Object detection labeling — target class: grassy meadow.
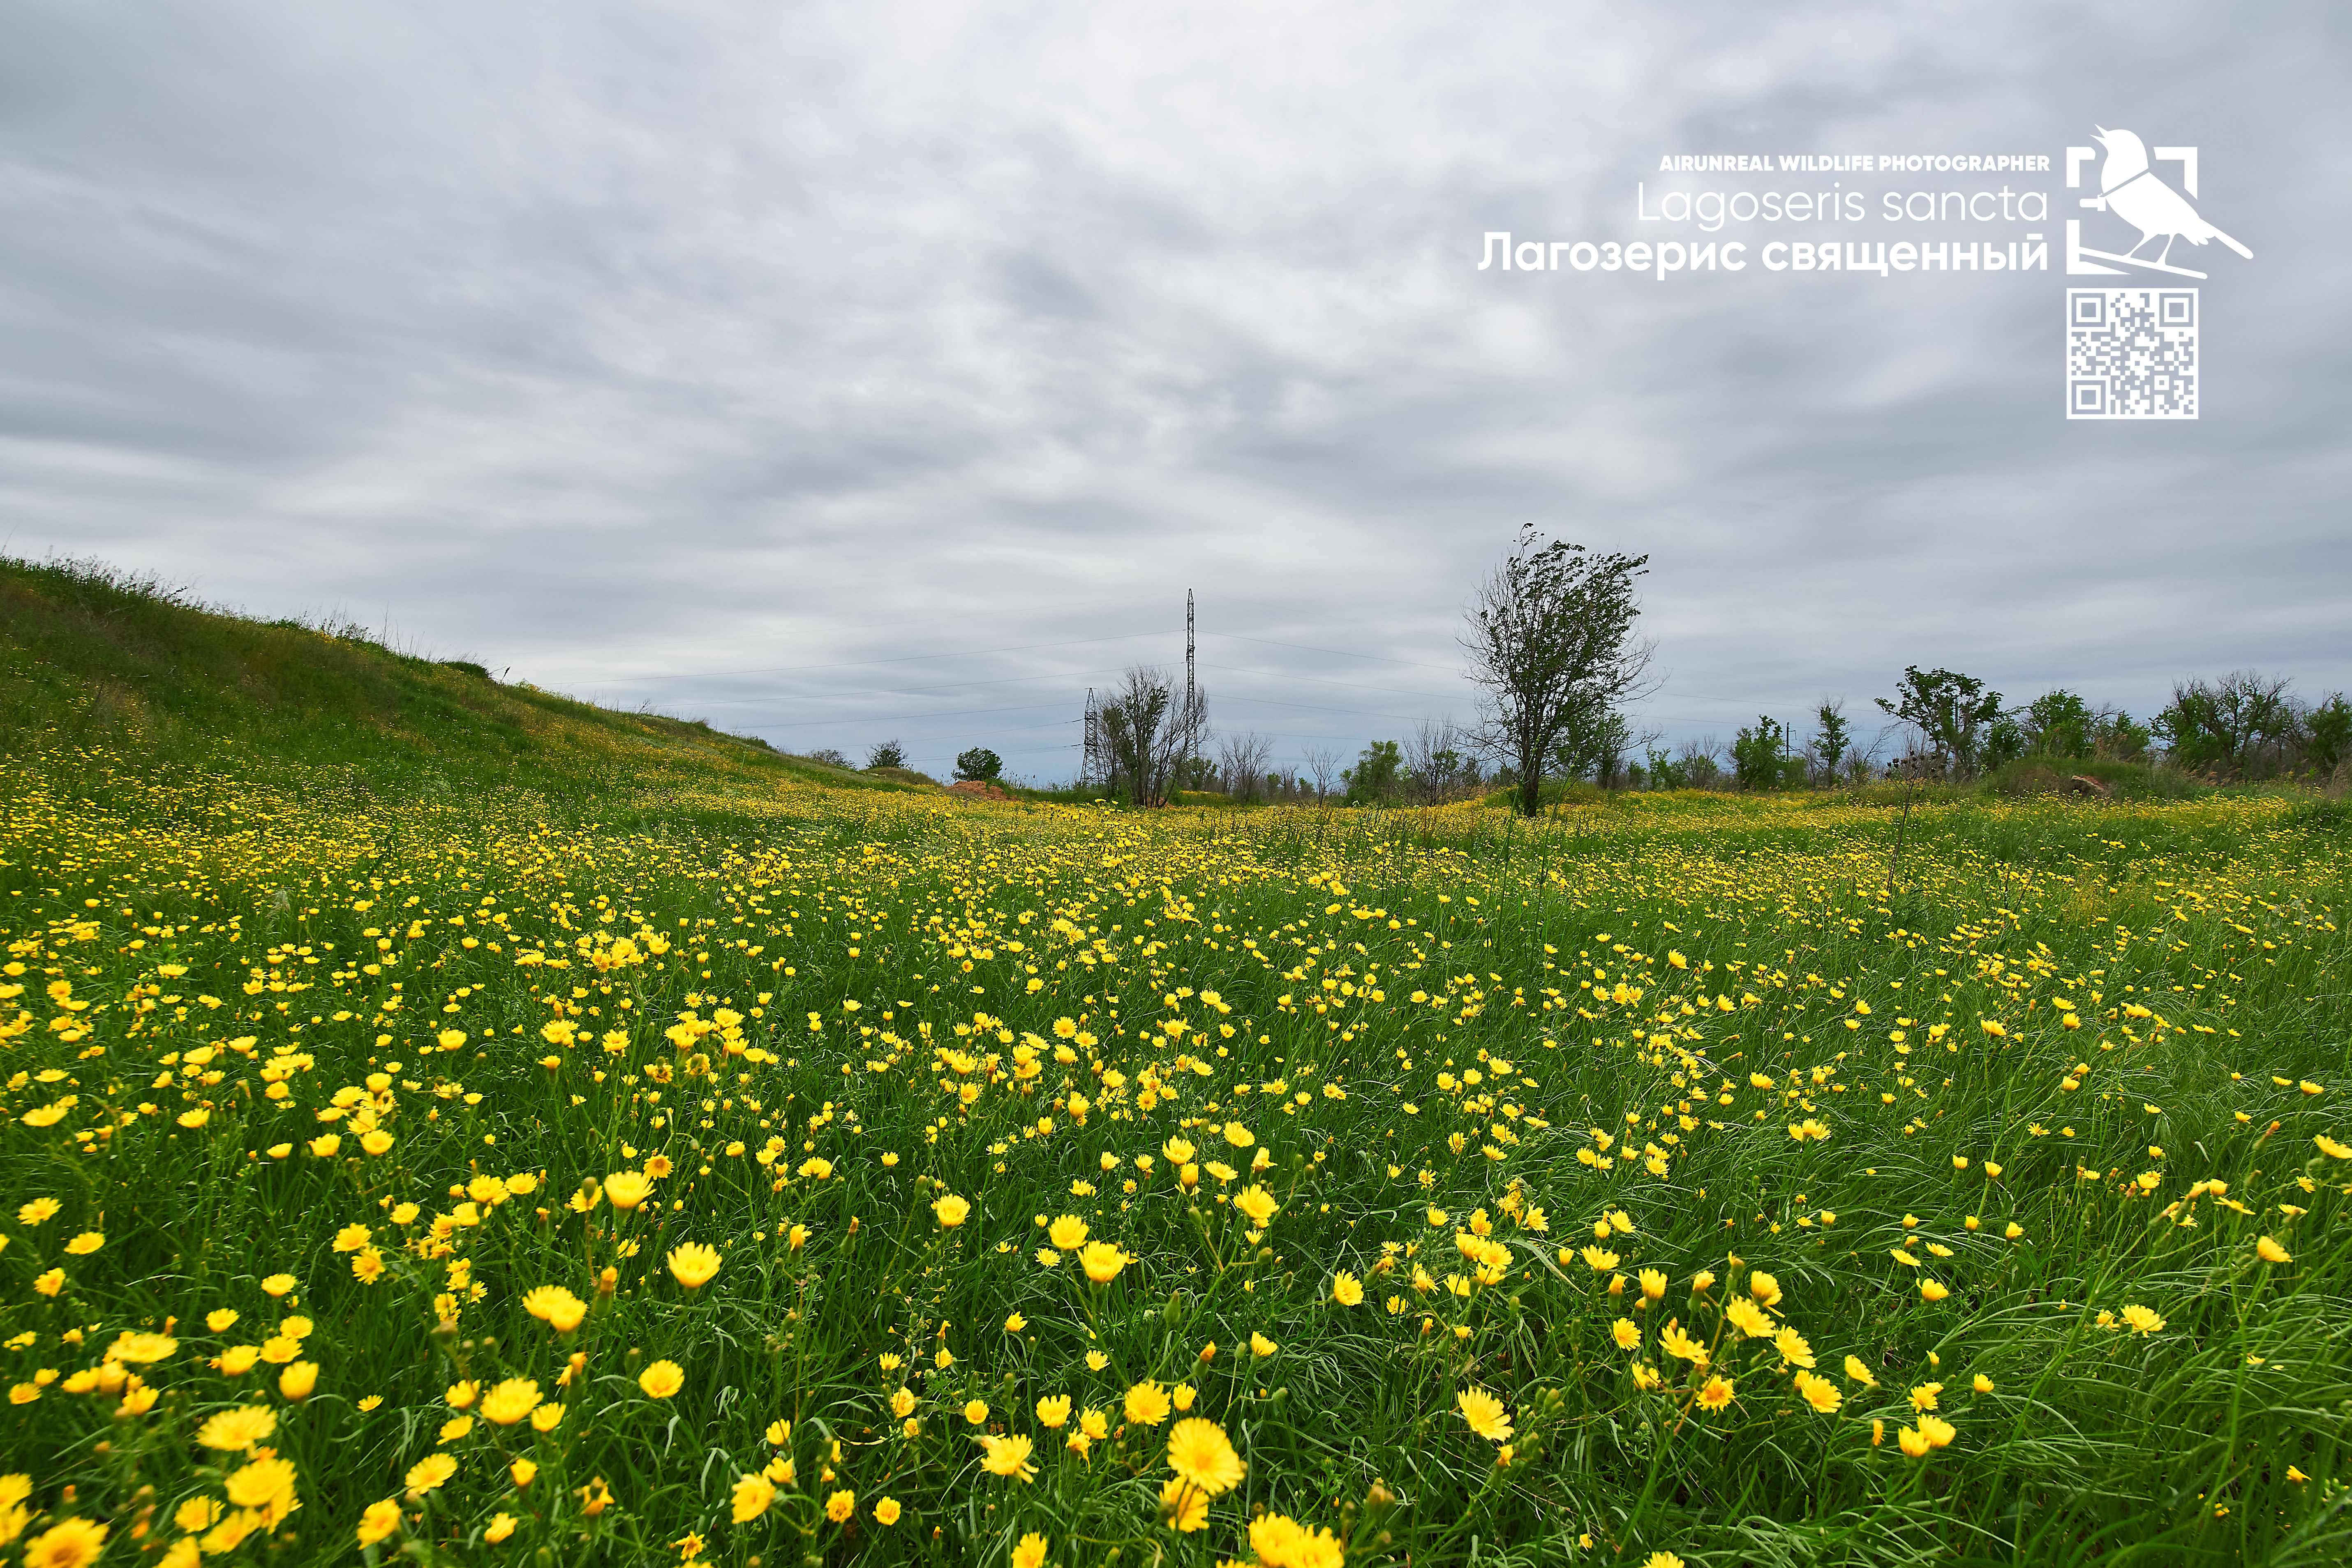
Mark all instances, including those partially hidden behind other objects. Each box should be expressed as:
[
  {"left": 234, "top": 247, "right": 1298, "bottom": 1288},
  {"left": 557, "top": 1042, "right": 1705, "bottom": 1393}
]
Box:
[{"left": 4, "top": 559, "right": 2350, "bottom": 1567}]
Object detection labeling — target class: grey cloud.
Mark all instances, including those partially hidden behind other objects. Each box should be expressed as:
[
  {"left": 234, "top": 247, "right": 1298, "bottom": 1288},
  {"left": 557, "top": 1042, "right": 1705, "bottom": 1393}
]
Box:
[{"left": 2, "top": 0, "right": 2345, "bottom": 781}]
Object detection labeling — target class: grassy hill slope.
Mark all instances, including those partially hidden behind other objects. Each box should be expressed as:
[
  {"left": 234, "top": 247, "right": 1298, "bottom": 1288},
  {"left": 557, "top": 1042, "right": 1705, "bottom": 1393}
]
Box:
[{"left": 0, "top": 556, "right": 926, "bottom": 809}]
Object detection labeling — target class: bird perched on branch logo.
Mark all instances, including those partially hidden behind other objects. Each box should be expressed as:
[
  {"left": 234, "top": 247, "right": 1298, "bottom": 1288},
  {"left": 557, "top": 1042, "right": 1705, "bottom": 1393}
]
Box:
[{"left": 2071, "top": 127, "right": 2250, "bottom": 277}]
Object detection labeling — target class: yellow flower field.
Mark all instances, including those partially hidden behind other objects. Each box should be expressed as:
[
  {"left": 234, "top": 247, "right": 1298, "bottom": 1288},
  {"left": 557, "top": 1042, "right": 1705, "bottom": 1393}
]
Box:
[{"left": 2, "top": 742, "right": 2347, "bottom": 1565}]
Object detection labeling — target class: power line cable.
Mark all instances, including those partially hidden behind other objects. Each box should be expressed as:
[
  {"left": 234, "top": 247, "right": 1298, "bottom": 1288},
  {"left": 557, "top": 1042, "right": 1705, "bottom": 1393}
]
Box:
[
  {"left": 749, "top": 698, "right": 1080, "bottom": 730},
  {"left": 1204, "top": 630, "right": 1462, "bottom": 674},
  {"left": 565, "top": 628, "right": 1181, "bottom": 684},
  {"left": 1195, "top": 660, "right": 1459, "bottom": 702},
  {"left": 603, "top": 663, "right": 1139, "bottom": 707},
  {"left": 1193, "top": 693, "right": 1446, "bottom": 724}
]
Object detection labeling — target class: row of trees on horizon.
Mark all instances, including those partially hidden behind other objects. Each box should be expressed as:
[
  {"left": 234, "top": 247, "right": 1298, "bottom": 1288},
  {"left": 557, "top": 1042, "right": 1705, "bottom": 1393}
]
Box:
[
  {"left": 817, "top": 531, "right": 2351, "bottom": 810},
  {"left": 837, "top": 663, "right": 2348, "bottom": 808}
]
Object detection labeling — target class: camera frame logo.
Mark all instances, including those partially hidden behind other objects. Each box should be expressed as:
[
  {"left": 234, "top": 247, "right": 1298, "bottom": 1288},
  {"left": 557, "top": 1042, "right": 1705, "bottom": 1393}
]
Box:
[{"left": 2062, "top": 128, "right": 2249, "bottom": 420}]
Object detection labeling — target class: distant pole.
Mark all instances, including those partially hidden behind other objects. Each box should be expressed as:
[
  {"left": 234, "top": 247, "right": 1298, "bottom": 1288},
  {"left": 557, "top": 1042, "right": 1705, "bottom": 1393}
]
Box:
[{"left": 1185, "top": 589, "right": 1197, "bottom": 779}]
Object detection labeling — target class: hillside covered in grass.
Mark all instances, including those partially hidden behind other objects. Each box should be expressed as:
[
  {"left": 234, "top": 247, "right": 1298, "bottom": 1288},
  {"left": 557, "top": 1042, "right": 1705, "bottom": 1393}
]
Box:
[{"left": 0, "top": 555, "right": 934, "bottom": 817}]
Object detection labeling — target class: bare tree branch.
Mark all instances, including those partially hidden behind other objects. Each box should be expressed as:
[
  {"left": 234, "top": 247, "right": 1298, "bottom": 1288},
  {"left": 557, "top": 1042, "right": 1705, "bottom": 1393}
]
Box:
[
  {"left": 1303, "top": 747, "right": 1340, "bottom": 805},
  {"left": 1099, "top": 665, "right": 1207, "bottom": 806},
  {"left": 1214, "top": 730, "right": 1274, "bottom": 801}
]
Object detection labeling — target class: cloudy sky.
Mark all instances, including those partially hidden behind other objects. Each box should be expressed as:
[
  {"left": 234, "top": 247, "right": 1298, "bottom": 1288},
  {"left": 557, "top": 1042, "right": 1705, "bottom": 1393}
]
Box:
[{"left": 4, "top": 0, "right": 2343, "bottom": 781}]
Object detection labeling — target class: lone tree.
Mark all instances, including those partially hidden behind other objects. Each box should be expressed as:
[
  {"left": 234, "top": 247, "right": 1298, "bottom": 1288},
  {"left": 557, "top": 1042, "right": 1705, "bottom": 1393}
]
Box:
[
  {"left": 1462, "top": 527, "right": 1653, "bottom": 816},
  {"left": 1812, "top": 700, "right": 1851, "bottom": 787},
  {"left": 953, "top": 747, "right": 1003, "bottom": 783},
  {"left": 1099, "top": 664, "right": 1206, "bottom": 806},
  {"left": 1213, "top": 731, "right": 1274, "bottom": 802},
  {"left": 1730, "top": 715, "right": 1789, "bottom": 790},
  {"left": 1876, "top": 667, "right": 2003, "bottom": 779},
  {"left": 865, "top": 739, "right": 907, "bottom": 771},
  {"left": 1344, "top": 739, "right": 1404, "bottom": 806}
]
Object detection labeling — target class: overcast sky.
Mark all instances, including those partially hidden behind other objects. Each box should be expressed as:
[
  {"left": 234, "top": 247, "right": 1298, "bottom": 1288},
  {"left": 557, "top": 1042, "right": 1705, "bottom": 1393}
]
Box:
[{"left": 4, "top": 0, "right": 2344, "bottom": 781}]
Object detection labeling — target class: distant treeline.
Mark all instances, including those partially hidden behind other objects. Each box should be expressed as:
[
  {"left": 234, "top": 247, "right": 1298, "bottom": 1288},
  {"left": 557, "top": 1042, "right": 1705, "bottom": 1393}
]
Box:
[{"left": 1077, "top": 668, "right": 2350, "bottom": 808}]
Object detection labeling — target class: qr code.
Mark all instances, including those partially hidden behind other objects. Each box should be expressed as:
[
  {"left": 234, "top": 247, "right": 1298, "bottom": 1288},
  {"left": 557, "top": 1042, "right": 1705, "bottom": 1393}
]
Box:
[{"left": 2066, "top": 289, "right": 2196, "bottom": 419}]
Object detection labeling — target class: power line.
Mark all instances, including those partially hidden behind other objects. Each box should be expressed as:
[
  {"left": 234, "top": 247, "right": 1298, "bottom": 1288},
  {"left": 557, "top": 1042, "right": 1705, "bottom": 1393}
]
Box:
[
  {"left": 600, "top": 655, "right": 1460, "bottom": 718},
  {"left": 599, "top": 662, "right": 1139, "bottom": 708},
  {"left": 1204, "top": 630, "right": 1462, "bottom": 674},
  {"left": 698, "top": 671, "right": 1470, "bottom": 734},
  {"left": 753, "top": 713, "right": 1080, "bottom": 748},
  {"left": 566, "top": 628, "right": 1181, "bottom": 685},
  {"left": 1211, "top": 693, "right": 1441, "bottom": 724},
  {"left": 1195, "top": 660, "right": 1459, "bottom": 703},
  {"left": 752, "top": 697, "right": 1080, "bottom": 730}
]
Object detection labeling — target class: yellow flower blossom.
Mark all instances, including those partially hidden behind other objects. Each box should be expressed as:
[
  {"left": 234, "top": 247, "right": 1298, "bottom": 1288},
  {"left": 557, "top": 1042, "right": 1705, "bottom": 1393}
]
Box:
[
  {"left": 1456, "top": 1386, "right": 1512, "bottom": 1441},
  {"left": 978, "top": 1433, "right": 1035, "bottom": 1482},
  {"left": 667, "top": 1242, "right": 721, "bottom": 1289},
  {"left": 480, "top": 1378, "right": 542, "bottom": 1425},
  {"left": 1125, "top": 1380, "right": 1173, "bottom": 1425},
  {"left": 731, "top": 1473, "right": 774, "bottom": 1522},
  {"left": 1166, "top": 1417, "right": 1245, "bottom": 1495}
]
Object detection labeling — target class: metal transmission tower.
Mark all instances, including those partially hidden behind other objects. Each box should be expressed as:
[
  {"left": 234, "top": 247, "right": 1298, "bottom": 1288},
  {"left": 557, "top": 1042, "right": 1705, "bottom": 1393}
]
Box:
[
  {"left": 1184, "top": 589, "right": 1196, "bottom": 785},
  {"left": 1081, "top": 686, "right": 1104, "bottom": 787}
]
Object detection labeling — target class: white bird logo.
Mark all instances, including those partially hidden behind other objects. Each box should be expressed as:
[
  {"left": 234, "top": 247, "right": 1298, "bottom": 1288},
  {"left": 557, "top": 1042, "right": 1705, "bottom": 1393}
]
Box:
[{"left": 2079, "top": 127, "right": 2251, "bottom": 272}]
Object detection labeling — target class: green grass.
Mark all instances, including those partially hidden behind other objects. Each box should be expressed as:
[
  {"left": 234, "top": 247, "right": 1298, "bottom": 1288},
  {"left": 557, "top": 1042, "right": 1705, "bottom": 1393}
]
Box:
[{"left": 2, "top": 559, "right": 2349, "bottom": 1567}]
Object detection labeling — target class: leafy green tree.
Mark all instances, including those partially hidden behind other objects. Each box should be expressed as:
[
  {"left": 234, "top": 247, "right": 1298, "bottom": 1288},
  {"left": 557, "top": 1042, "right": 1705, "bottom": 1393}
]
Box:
[
  {"left": 1982, "top": 714, "right": 2026, "bottom": 770},
  {"left": 2306, "top": 693, "right": 2351, "bottom": 776},
  {"left": 1592, "top": 712, "right": 1637, "bottom": 790},
  {"left": 1876, "top": 667, "right": 2004, "bottom": 779},
  {"left": 865, "top": 739, "right": 907, "bottom": 771},
  {"left": 1731, "top": 716, "right": 1787, "bottom": 791},
  {"left": 1550, "top": 696, "right": 1633, "bottom": 788},
  {"left": 953, "top": 747, "right": 1003, "bottom": 783},
  {"left": 2093, "top": 708, "right": 2151, "bottom": 763},
  {"left": 2022, "top": 690, "right": 2095, "bottom": 759},
  {"left": 2156, "top": 672, "right": 2295, "bottom": 779},
  {"left": 1345, "top": 740, "right": 1403, "bottom": 806},
  {"left": 1463, "top": 528, "right": 1654, "bottom": 816},
  {"left": 1812, "top": 701, "right": 1851, "bottom": 787},
  {"left": 2153, "top": 690, "right": 2219, "bottom": 772}
]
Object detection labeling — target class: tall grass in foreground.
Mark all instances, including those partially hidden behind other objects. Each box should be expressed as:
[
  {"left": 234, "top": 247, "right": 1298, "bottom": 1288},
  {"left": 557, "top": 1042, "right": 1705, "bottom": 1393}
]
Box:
[{"left": 2, "top": 743, "right": 2347, "bottom": 1567}]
